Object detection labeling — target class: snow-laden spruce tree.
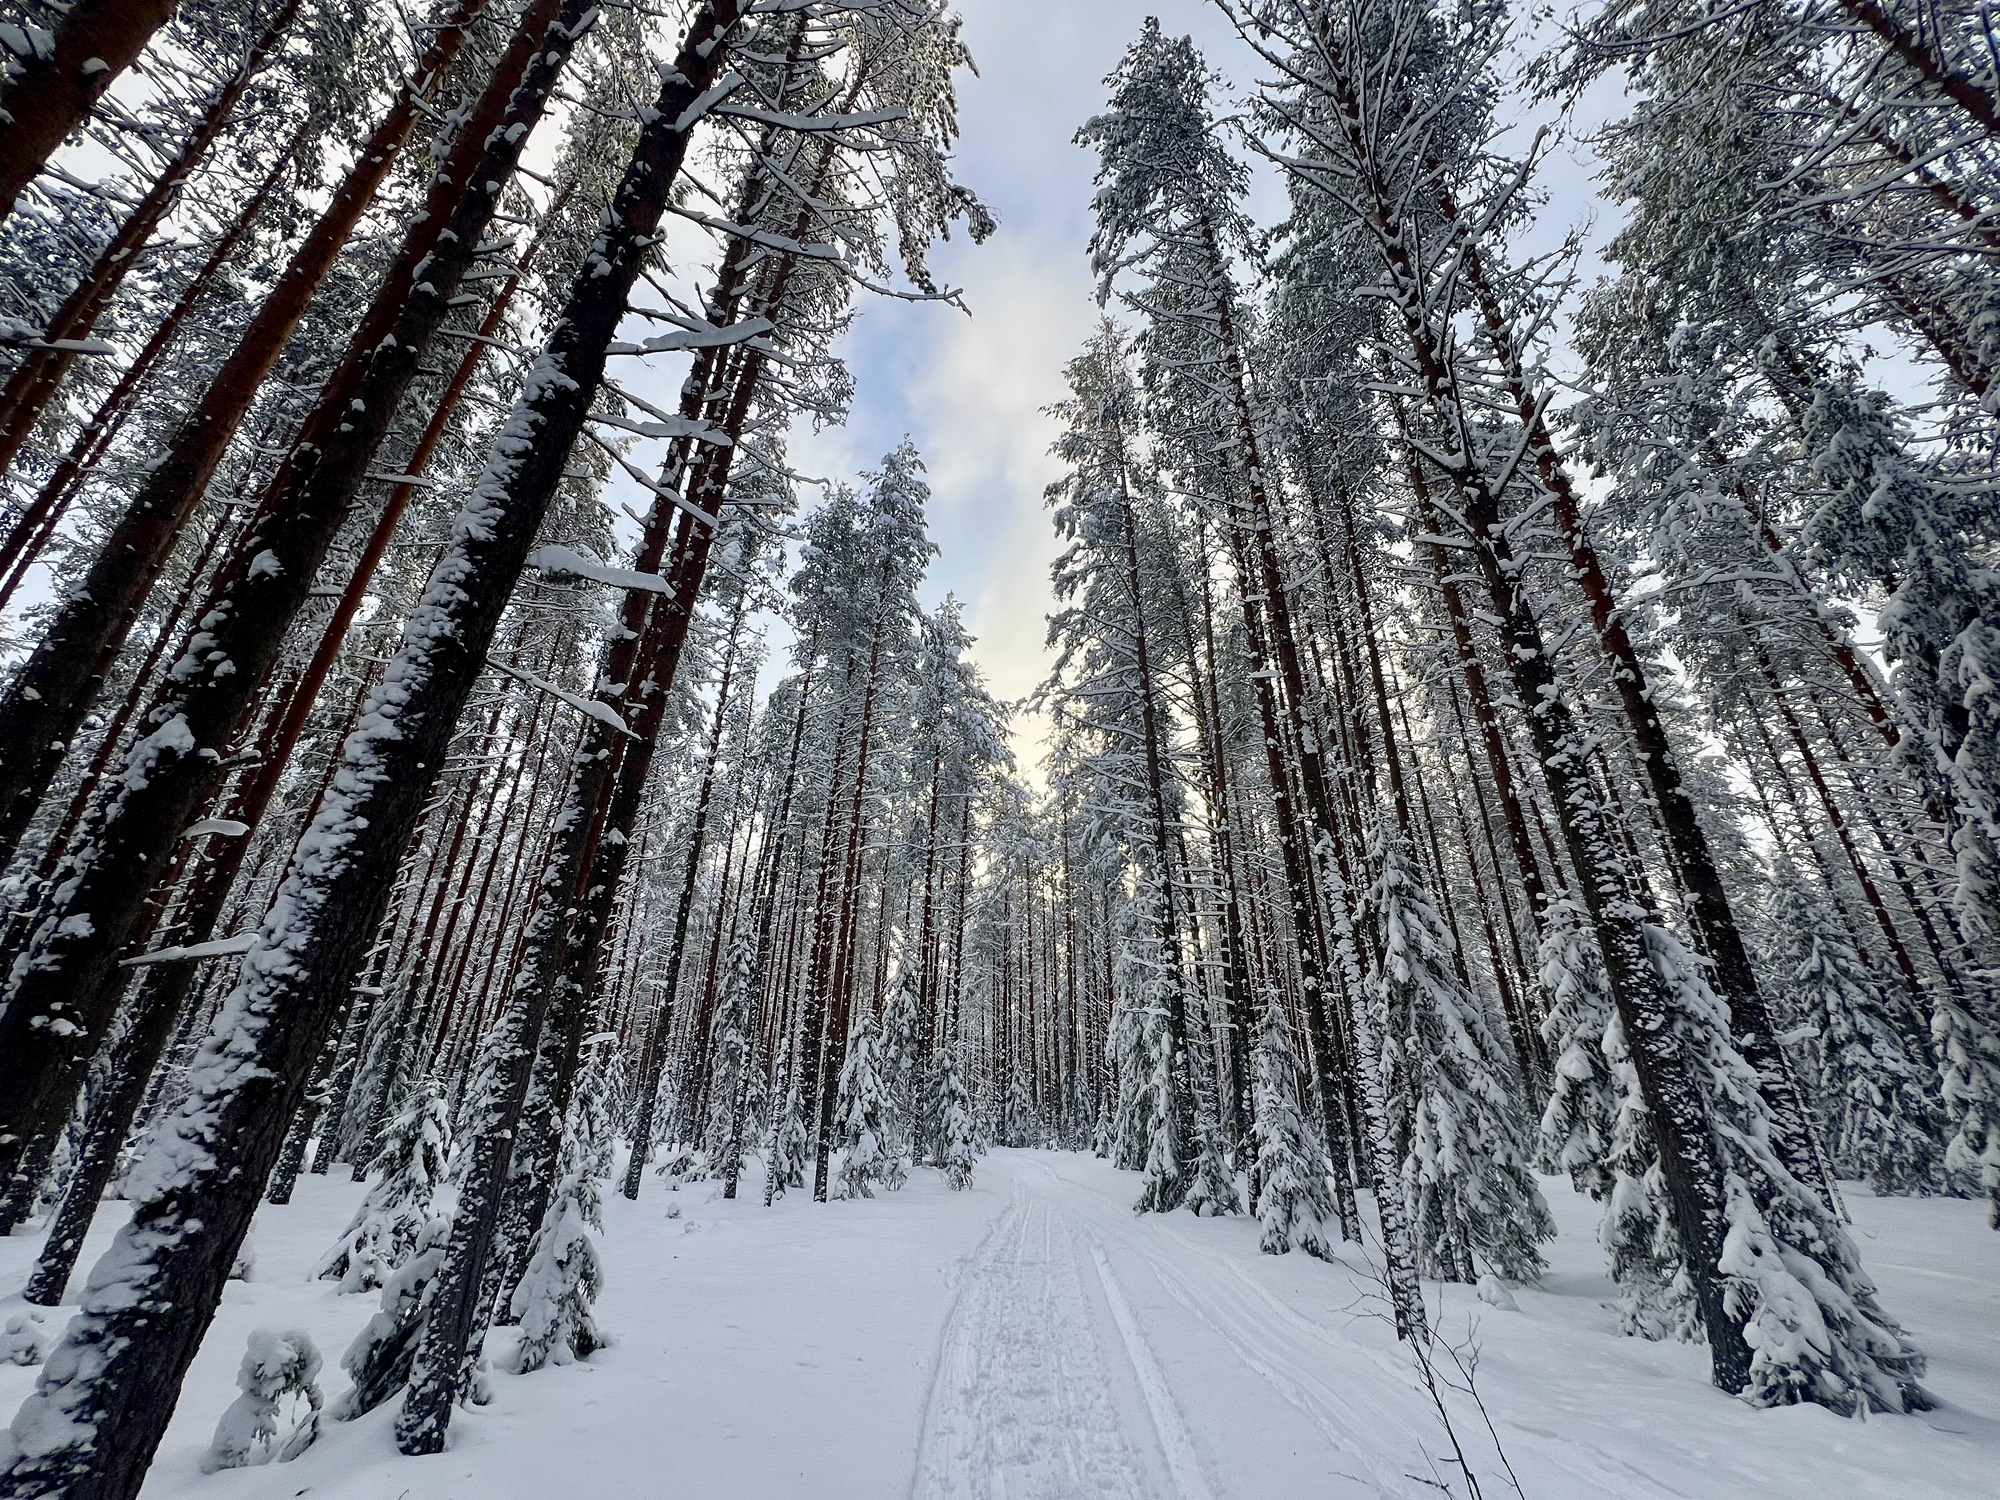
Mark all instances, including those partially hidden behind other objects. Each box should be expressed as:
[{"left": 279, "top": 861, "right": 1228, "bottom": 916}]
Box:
[
  {"left": 509, "top": 1092, "right": 609, "bottom": 1373},
  {"left": 879, "top": 968, "right": 925, "bottom": 1163},
  {"left": 201, "top": 1329, "right": 321, "bottom": 1472},
  {"left": 331, "top": 1215, "right": 451, "bottom": 1420},
  {"left": 1252, "top": 998, "right": 1335, "bottom": 1259},
  {"left": 1764, "top": 871, "right": 1944, "bottom": 1195},
  {"left": 1131, "top": 990, "right": 1187, "bottom": 1215},
  {"left": 1184, "top": 1112, "right": 1241, "bottom": 1218},
  {"left": 1936, "top": 993, "right": 2000, "bottom": 1226},
  {"left": 764, "top": 1041, "right": 810, "bottom": 1207},
  {"left": 1598, "top": 1011, "right": 1700, "bottom": 1343},
  {"left": 1799, "top": 926, "right": 1944, "bottom": 1194},
  {"left": 1039, "top": 325, "right": 1203, "bottom": 1207},
  {"left": 2, "top": 1313, "right": 51, "bottom": 1368},
  {"left": 934, "top": 1046, "right": 977, "bottom": 1191},
  {"left": 317, "top": 1076, "right": 450, "bottom": 1293},
  {"left": 1647, "top": 923, "right": 1929, "bottom": 1407},
  {"left": 1002, "top": 1068, "right": 1038, "bottom": 1149},
  {"left": 1229, "top": 0, "right": 1935, "bottom": 1408},
  {"left": 834, "top": 1010, "right": 900, "bottom": 1199},
  {"left": 1798, "top": 376, "right": 2000, "bottom": 937},
  {"left": 1361, "top": 824, "right": 1551, "bottom": 1282},
  {"left": 596, "top": 1043, "right": 632, "bottom": 1149},
  {"left": 1537, "top": 898, "right": 1621, "bottom": 1199},
  {"left": 1100, "top": 873, "right": 1197, "bottom": 1212},
  {"left": 701, "top": 934, "right": 760, "bottom": 1192},
  {"left": 1536, "top": 897, "right": 1692, "bottom": 1337},
  {"left": 1106, "top": 974, "right": 1156, "bottom": 1174}
]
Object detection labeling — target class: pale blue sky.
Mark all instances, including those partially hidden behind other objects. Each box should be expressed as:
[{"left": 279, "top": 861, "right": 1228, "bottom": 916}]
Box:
[{"left": 784, "top": 2, "right": 1272, "bottom": 755}]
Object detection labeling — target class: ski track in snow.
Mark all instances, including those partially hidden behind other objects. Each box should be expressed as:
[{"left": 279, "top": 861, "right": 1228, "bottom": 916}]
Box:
[
  {"left": 910, "top": 1183, "right": 1154, "bottom": 1499},
  {"left": 1086, "top": 1241, "right": 1216, "bottom": 1500}
]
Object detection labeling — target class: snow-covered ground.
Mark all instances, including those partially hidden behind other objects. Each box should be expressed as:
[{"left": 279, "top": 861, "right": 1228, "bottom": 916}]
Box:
[{"left": 2, "top": 1150, "right": 1995, "bottom": 1498}]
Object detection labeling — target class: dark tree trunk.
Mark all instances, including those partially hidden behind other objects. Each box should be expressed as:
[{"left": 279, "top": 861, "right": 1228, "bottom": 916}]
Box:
[
  {"left": 0, "top": 0, "right": 182, "bottom": 227},
  {"left": 1450, "top": 232, "right": 1829, "bottom": 1200},
  {"left": 17, "top": 944, "right": 193, "bottom": 1306},
  {"left": 1115, "top": 465, "right": 1197, "bottom": 1204},
  {"left": 0, "top": 8, "right": 738, "bottom": 1493},
  {"left": 0, "top": 132, "right": 301, "bottom": 611},
  {"left": 0, "top": 0, "right": 578, "bottom": 1221},
  {"left": 1834, "top": 0, "right": 2000, "bottom": 138},
  {"left": 0, "top": 0, "right": 492, "bottom": 869},
  {"left": 0, "top": 0, "right": 298, "bottom": 474}
]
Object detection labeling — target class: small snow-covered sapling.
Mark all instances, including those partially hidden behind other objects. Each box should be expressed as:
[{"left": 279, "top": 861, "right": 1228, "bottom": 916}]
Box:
[{"left": 202, "top": 1328, "right": 323, "bottom": 1472}]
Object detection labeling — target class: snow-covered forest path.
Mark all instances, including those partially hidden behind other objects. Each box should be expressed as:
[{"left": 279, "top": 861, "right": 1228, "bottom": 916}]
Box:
[{"left": 3, "top": 1150, "right": 1996, "bottom": 1500}]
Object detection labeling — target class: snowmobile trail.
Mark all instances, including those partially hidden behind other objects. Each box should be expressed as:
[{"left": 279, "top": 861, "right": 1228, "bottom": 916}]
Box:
[
  {"left": 920, "top": 1152, "right": 1410, "bottom": 1498},
  {"left": 1086, "top": 1241, "right": 1217, "bottom": 1500},
  {"left": 1001, "top": 1151, "right": 1692, "bottom": 1499},
  {"left": 910, "top": 1182, "right": 1157, "bottom": 1499},
  {"left": 1009, "top": 1152, "right": 1419, "bottom": 1496}
]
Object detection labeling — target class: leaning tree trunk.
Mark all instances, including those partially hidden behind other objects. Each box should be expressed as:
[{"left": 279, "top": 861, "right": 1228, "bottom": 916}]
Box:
[
  {"left": 390, "top": 2, "right": 745, "bottom": 1457},
  {"left": 497, "top": 99, "right": 806, "bottom": 1210},
  {"left": 1445, "top": 229, "right": 1827, "bottom": 1196},
  {"left": 0, "top": 7, "right": 739, "bottom": 1495},
  {"left": 0, "top": 0, "right": 491, "bottom": 870},
  {"left": 0, "top": 0, "right": 299, "bottom": 475},
  {"left": 0, "top": 0, "right": 182, "bottom": 228},
  {"left": 0, "top": 0, "right": 583, "bottom": 1228},
  {"left": 1833, "top": 0, "right": 2000, "bottom": 139},
  {"left": 1426, "top": 453, "right": 1756, "bottom": 1392},
  {"left": 18, "top": 941, "right": 191, "bottom": 1306},
  {"left": 481, "top": 218, "right": 795, "bottom": 1285},
  {"left": 1204, "top": 257, "right": 1367, "bottom": 1230},
  {"left": 0, "top": 129, "right": 302, "bottom": 608}
]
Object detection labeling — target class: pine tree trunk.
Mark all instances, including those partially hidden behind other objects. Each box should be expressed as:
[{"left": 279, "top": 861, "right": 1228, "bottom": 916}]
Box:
[
  {"left": 1295, "top": 20, "right": 1761, "bottom": 1378},
  {"left": 1417, "top": 506, "right": 1552, "bottom": 943},
  {"left": 1426, "top": 456, "right": 1755, "bottom": 1385},
  {"left": 18, "top": 944, "right": 191, "bottom": 1305},
  {"left": 384, "top": 4, "right": 746, "bottom": 1453},
  {"left": 664, "top": 615, "right": 748, "bottom": 1140},
  {"left": 816, "top": 604, "right": 890, "bottom": 1200},
  {"left": 0, "top": 0, "right": 581, "bottom": 1219},
  {"left": 0, "top": 0, "right": 182, "bottom": 227},
  {"left": 1204, "top": 251, "right": 1367, "bottom": 1225},
  {"left": 0, "top": 0, "right": 299, "bottom": 474},
  {"left": 1449, "top": 232, "right": 1828, "bottom": 1198},
  {"left": 1117, "top": 471, "right": 1198, "bottom": 1202},
  {"left": 1756, "top": 643, "right": 1926, "bottom": 996},
  {"left": 0, "top": 9, "right": 740, "bottom": 1492},
  {"left": 0, "top": 0, "right": 491, "bottom": 869},
  {"left": 1, "top": 498, "right": 233, "bottom": 972},
  {"left": 0, "top": 132, "right": 300, "bottom": 607},
  {"left": 1181, "top": 528, "right": 1256, "bottom": 1155},
  {"left": 0, "top": 502, "right": 236, "bottom": 1230},
  {"left": 265, "top": 1030, "right": 340, "bottom": 1205},
  {"left": 1217, "top": 506, "right": 1362, "bottom": 1234},
  {"left": 914, "top": 739, "right": 944, "bottom": 1054}
]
